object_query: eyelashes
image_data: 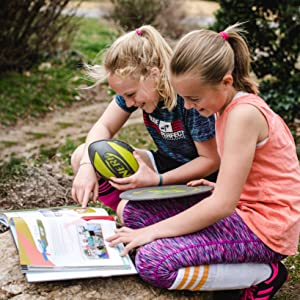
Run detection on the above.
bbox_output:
[125,93,135,98]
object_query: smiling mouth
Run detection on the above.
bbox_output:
[197,109,208,115]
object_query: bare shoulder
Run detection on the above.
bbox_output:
[227,103,266,127]
[226,103,268,141]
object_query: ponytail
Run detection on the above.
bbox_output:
[225,24,258,94]
[87,25,177,111]
[170,23,258,95]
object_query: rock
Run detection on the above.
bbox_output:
[0,232,214,300]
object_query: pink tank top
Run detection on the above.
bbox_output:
[216,94,300,255]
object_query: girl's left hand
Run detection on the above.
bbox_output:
[187,178,216,188]
[106,226,155,256]
[109,152,160,190]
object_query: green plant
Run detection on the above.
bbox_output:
[0,0,81,72]
[0,18,116,127]
[72,18,118,62]
[259,75,300,133]
[0,157,27,183]
[212,1,300,131]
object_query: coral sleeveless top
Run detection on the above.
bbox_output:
[216,94,300,255]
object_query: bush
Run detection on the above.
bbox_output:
[0,0,81,72]
[108,0,185,39]
[212,1,300,130]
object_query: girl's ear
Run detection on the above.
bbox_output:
[150,67,160,79]
[222,74,233,87]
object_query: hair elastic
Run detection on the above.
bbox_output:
[135,28,143,36]
[219,31,229,41]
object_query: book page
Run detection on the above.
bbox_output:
[0,206,108,248]
[0,206,108,223]
[11,208,130,270]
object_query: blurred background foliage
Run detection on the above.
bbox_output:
[109,0,186,39]
[212,0,300,134]
[0,1,117,127]
[0,0,298,139]
[0,0,81,72]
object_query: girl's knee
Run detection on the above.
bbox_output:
[116,199,128,224]
[135,243,176,289]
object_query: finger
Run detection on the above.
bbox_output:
[71,187,78,203]
[187,179,204,186]
[108,237,125,248]
[133,152,145,166]
[120,241,137,256]
[114,227,131,234]
[81,190,90,208]
[200,179,216,187]
[106,233,119,242]
[110,176,131,184]
[76,189,85,206]
[92,184,98,203]
[109,181,129,191]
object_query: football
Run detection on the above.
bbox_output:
[88,139,139,180]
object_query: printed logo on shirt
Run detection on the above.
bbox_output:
[144,115,185,140]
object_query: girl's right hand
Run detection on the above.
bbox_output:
[71,164,99,208]
[187,178,216,188]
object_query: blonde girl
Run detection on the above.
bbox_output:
[71,25,219,210]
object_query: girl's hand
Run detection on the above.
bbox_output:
[71,164,99,208]
[109,152,160,190]
[187,178,216,188]
[106,226,156,256]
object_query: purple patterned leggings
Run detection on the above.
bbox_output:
[122,195,284,289]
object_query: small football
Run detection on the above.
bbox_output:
[88,139,139,180]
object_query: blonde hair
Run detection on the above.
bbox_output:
[87,25,177,111]
[170,23,258,94]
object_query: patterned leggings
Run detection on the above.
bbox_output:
[122,195,284,289]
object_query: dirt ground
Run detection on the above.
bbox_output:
[0,87,143,163]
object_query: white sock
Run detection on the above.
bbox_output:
[169,263,271,291]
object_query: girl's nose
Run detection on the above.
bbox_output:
[184,100,194,110]
[125,98,136,107]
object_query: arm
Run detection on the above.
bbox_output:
[109,116,220,190]
[161,136,220,184]
[108,104,266,255]
[109,137,220,190]
[72,100,131,207]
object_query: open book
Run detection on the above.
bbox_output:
[0,206,137,282]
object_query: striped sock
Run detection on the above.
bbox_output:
[170,265,209,291]
[169,264,271,291]
[98,178,121,211]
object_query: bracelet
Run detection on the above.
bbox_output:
[79,161,92,167]
[158,174,163,186]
